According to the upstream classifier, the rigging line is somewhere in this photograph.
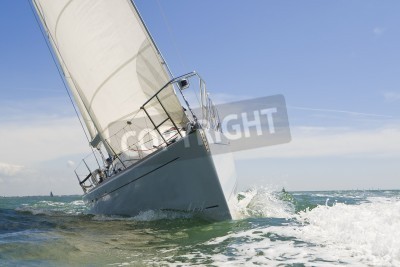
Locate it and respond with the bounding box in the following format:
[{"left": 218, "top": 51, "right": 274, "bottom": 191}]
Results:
[
  {"left": 28, "top": 0, "right": 91, "bottom": 144},
  {"left": 129, "top": 0, "right": 174, "bottom": 78},
  {"left": 155, "top": 0, "right": 187, "bottom": 71}
]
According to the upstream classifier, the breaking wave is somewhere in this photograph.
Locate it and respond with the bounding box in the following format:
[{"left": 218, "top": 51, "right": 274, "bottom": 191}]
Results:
[
  {"left": 232, "top": 186, "right": 295, "bottom": 219},
  {"left": 5, "top": 188, "right": 400, "bottom": 266},
  {"left": 152, "top": 188, "right": 400, "bottom": 266}
]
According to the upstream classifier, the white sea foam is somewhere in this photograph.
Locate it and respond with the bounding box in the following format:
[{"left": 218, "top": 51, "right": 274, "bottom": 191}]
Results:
[
  {"left": 151, "top": 189, "right": 400, "bottom": 266},
  {"left": 205, "top": 192, "right": 400, "bottom": 266},
  {"left": 232, "top": 187, "right": 295, "bottom": 220},
  {"left": 290, "top": 198, "right": 400, "bottom": 266}
]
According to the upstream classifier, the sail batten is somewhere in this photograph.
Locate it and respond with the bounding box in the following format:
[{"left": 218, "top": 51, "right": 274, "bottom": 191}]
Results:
[{"left": 33, "top": 0, "right": 187, "bottom": 155}]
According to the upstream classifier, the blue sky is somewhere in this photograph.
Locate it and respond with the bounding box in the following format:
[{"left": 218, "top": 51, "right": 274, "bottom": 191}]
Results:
[{"left": 0, "top": 0, "right": 399, "bottom": 196}]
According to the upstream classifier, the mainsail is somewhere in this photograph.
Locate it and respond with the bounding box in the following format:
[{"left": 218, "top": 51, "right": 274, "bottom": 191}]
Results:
[{"left": 33, "top": 0, "right": 187, "bottom": 156}]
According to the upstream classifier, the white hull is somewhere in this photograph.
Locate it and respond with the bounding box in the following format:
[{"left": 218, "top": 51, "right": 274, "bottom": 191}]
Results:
[{"left": 83, "top": 129, "right": 237, "bottom": 221}]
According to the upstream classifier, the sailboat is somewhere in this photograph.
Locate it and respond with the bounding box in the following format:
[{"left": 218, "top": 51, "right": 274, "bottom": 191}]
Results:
[{"left": 32, "top": 0, "right": 238, "bottom": 221}]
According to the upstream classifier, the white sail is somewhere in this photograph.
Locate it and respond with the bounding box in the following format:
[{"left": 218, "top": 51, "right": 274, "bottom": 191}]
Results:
[{"left": 33, "top": 0, "right": 187, "bottom": 155}]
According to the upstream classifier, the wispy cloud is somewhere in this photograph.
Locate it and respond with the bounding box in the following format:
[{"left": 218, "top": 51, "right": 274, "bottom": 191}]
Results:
[
  {"left": 288, "top": 106, "right": 393, "bottom": 118},
  {"left": 384, "top": 92, "right": 400, "bottom": 102},
  {"left": 0, "top": 162, "right": 24, "bottom": 177},
  {"left": 0, "top": 116, "right": 90, "bottom": 165},
  {"left": 236, "top": 125, "right": 400, "bottom": 159},
  {"left": 0, "top": 96, "right": 91, "bottom": 195},
  {"left": 372, "top": 27, "right": 386, "bottom": 36},
  {"left": 0, "top": 96, "right": 75, "bottom": 123},
  {"left": 0, "top": 165, "right": 82, "bottom": 196}
]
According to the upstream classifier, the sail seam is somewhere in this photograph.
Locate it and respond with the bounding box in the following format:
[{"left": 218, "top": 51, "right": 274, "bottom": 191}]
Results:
[
  {"left": 32, "top": 0, "right": 188, "bottom": 156},
  {"left": 87, "top": 51, "right": 144, "bottom": 112},
  {"left": 30, "top": 0, "right": 92, "bottom": 144},
  {"left": 54, "top": 0, "right": 74, "bottom": 45}
]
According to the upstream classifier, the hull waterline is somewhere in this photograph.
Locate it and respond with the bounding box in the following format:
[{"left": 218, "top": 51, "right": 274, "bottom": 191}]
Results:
[{"left": 83, "top": 129, "right": 237, "bottom": 221}]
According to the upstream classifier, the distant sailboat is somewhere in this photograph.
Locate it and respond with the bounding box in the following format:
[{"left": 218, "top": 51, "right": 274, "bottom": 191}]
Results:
[{"left": 32, "top": 0, "right": 238, "bottom": 221}]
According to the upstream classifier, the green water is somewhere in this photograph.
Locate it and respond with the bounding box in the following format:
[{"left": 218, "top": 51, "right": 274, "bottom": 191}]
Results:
[{"left": 1, "top": 189, "right": 400, "bottom": 266}]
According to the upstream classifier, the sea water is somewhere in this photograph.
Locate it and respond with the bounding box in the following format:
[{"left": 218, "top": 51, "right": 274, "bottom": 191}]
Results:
[{"left": 0, "top": 189, "right": 399, "bottom": 266}]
